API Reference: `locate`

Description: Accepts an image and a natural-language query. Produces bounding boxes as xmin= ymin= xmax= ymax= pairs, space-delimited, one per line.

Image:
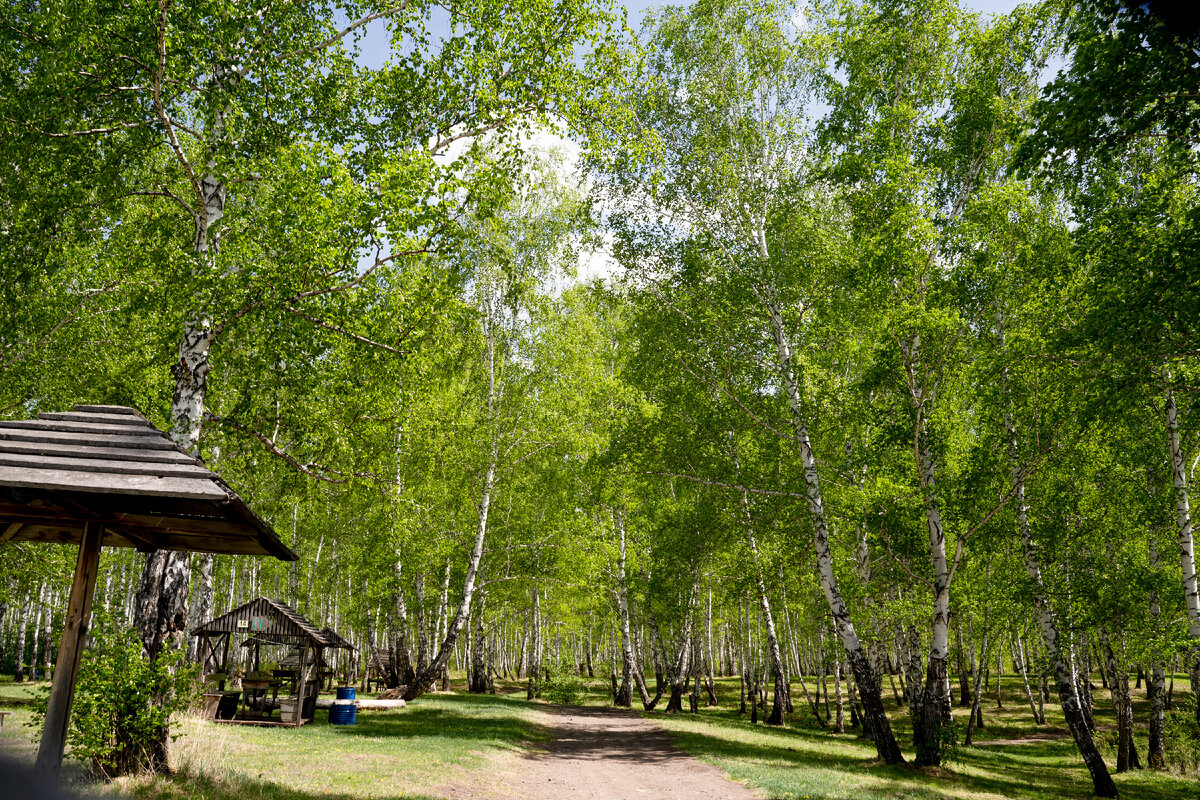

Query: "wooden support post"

xmin=297 ymin=643 xmax=311 ymax=726
xmin=35 ymin=520 xmax=103 ymax=782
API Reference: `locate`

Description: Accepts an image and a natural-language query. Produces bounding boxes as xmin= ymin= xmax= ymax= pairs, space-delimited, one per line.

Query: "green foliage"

xmin=541 ymin=657 xmax=586 ymax=706
xmin=1164 ymin=698 xmax=1200 ymax=776
xmin=31 ymin=614 xmax=198 ymax=777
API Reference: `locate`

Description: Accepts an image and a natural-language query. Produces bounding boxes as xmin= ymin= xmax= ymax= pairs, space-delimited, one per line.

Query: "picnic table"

xmin=239 ymin=677 xmax=282 ymax=719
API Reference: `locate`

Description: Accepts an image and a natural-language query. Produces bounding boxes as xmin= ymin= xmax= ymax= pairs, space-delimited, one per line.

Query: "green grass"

xmin=0 ymin=678 xmax=49 ymax=705
xmin=2 ymin=671 xmax=1199 ymax=800
xmin=104 ymin=691 xmax=546 ymax=800
xmin=649 ymin=675 xmax=1200 ymax=800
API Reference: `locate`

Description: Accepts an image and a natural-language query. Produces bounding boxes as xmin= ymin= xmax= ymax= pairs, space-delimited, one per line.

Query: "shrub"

xmin=541 ymin=657 xmax=585 ymax=706
xmin=32 ymin=613 xmax=197 ymax=777
xmin=1163 ymin=698 xmax=1200 ymax=776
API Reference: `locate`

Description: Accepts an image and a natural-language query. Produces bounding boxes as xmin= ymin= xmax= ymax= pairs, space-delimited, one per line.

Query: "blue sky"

xmin=349 ymin=1 xmax=1034 ymax=69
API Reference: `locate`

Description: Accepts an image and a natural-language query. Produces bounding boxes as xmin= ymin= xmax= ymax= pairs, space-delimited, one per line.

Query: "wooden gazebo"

xmin=0 ymin=404 xmax=297 ymax=779
xmin=192 ymin=596 xmax=349 ymax=726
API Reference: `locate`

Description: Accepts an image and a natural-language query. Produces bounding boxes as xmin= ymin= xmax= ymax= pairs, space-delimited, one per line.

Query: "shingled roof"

xmin=0 ymin=404 xmax=296 ymax=560
xmin=194 ymin=596 xmax=334 ymax=646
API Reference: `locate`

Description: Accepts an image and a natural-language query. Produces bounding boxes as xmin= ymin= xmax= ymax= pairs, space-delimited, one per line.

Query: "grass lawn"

xmin=0 ymin=671 xmax=1198 ymax=800
xmin=112 ymin=690 xmax=548 ymax=800
xmin=650 ymin=674 xmax=1200 ymax=800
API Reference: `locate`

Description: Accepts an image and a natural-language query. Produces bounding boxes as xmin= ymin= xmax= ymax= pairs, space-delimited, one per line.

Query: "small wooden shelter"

xmin=0 ymin=404 xmax=297 ymax=780
xmin=366 ymin=648 xmax=395 ymax=692
xmin=192 ymin=597 xmax=350 ymax=725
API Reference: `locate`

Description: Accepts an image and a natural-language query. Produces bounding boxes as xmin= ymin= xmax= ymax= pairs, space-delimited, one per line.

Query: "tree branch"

xmin=281 ymin=305 xmax=410 ymax=355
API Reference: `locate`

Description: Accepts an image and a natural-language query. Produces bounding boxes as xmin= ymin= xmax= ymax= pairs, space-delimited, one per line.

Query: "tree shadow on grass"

xmin=659 ymin=710 xmax=1200 ymax=800
xmin=652 ymin=711 xmax=1113 ymax=800
xmin=119 ymin=768 xmax=446 ymax=800
xmin=323 ymin=692 xmax=552 ymax=749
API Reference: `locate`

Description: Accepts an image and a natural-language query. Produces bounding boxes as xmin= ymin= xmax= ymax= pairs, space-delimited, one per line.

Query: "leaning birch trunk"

xmin=1015 ymin=633 xmax=1041 ymax=725
xmin=999 ymin=317 xmax=1118 ymax=798
xmin=614 ymin=507 xmax=648 ymax=708
xmin=402 ymin=448 xmax=496 ymax=701
xmin=962 ymin=628 xmax=989 ymax=746
xmin=405 ymin=296 xmax=503 ymax=701
xmin=389 ymin=559 xmax=416 ymax=688
xmin=1166 ymin=389 xmax=1200 ymax=724
xmin=763 ymin=298 xmax=903 ymax=763
xmin=732 ymin=460 xmax=787 ymax=726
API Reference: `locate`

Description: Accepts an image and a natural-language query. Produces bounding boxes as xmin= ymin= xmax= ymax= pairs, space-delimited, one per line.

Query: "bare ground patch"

xmin=437 ymin=704 xmax=760 ymax=800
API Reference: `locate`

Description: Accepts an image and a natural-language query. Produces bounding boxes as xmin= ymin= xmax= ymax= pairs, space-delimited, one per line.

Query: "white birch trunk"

xmin=762 ymin=299 xmax=903 ymax=762
xmin=998 ymin=314 xmax=1117 ymax=797
xmin=614 ymin=506 xmax=650 ymax=707
xmin=1166 ymin=389 xmax=1200 ymax=719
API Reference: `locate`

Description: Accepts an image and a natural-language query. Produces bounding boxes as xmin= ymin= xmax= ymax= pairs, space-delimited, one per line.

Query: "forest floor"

xmin=2 ymin=674 xmax=1200 ymax=799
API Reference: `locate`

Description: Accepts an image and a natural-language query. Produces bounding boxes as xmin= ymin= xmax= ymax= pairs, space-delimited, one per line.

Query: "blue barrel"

xmin=336 ymin=686 xmax=356 ymax=701
xmin=329 ymin=700 xmax=357 ymax=725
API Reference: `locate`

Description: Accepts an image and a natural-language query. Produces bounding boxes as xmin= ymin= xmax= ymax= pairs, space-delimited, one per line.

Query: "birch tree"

xmin=594 ymin=0 xmax=904 ymax=761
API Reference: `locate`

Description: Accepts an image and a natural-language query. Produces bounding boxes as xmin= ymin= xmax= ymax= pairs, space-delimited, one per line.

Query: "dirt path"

xmin=971 ymin=728 xmax=1071 ymax=747
xmin=436 ymin=705 xmax=759 ymax=800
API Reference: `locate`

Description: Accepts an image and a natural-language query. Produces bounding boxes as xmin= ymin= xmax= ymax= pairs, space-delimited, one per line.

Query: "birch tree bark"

xmin=1165 ymin=389 xmax=1200 ymax=724
xmin=998 ymin=316 xmax=1118 ymax=797
xmin=403 ymin=447 xmax=496 ymax=701
xmin=613 ymin=506 xmax=650 ymax=708
xmin=1148 ymin=532 xmax=1167 ymax=768
xmin=527 ymin=583 xmax=543 ymax=700
xmin=1100 ymin=632 xmax=1140 ymax=773
xmin=767 ymin=302 xmax=903 ymax=761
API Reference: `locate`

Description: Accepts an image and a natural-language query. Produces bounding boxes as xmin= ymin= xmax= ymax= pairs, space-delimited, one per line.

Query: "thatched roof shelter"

xmin=0 ymin=404 xmax=296 ymax=779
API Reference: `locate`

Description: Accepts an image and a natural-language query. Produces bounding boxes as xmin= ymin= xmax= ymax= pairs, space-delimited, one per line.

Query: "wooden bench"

xmin=0 ymin=710 xmax=11 ymax=727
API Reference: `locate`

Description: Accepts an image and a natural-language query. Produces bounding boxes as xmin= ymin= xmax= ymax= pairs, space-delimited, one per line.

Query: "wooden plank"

xmin=0 ymin=522 xmax=21 ymax=541
xmin=0 ymin=452 xmax=211 ymax=478
xmin=111 ymin=512 xmax=259 ymax=538
xmin=50 ymin=491 xmax=229 ymax=522
xmin=0 ymin=466 xmax=228 ymax=501
xmin=6 ymin=526 xmax=82 ymax=544
xmin=39 ymin=412 xmax=151 ymax=427
xmin=35 ymin=520 xmax=103 ymax=782
xmin=109 ymin=525 xmax=158 ymax=552
xmin=0 ymin=439 xmax=196 ymax=464
xmin=115 ymin=524 xmax=264 ymax=545
xmin=0 ymin=419 xmax=164 ymax=438
xmin=0 ymin=428 xmax=177 ymax=450
xmin=72 ymin=404 xmax=144 ymax=416
xmin=6 ymin=525 xmax=272 ymax=556
xmin=153 ymin=534 xmax=271 ymax=555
